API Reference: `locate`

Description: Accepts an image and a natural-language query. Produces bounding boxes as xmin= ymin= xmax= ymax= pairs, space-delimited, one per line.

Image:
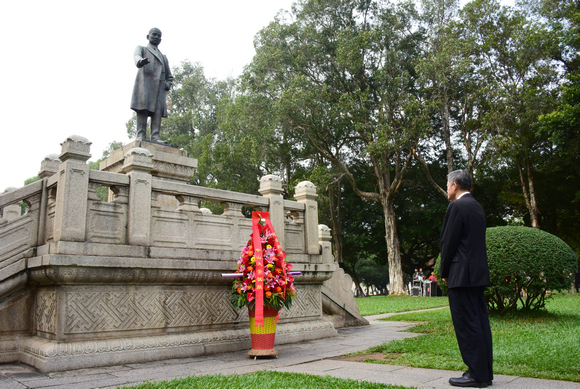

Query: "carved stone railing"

xmin=0 ymin=182 xmax=43 ymax=294
xmin=0 ymin=135 xmax=342 ymax=372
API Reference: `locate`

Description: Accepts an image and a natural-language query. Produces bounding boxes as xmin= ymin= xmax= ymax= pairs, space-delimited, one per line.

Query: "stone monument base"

xmin=99 ymin=140 xmax=198 ymax=182
xmin=20 ymin=320 xmax=336 ymax=372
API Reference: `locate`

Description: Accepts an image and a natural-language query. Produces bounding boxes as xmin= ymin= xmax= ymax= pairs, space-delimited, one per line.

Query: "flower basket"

xmin=248 ymin=305 xmax=280 ymax=357
xmin=227 ymin=212 xmax=297 ymax=359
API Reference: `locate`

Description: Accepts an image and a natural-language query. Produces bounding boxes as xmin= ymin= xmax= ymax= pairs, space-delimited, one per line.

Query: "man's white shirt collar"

xmin=456 ymin=192 xmax=469 ymax=200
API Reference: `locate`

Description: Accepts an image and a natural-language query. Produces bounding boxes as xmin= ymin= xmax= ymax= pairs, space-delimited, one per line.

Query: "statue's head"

xmin=147 ymin=28 xmax=162 ymax=46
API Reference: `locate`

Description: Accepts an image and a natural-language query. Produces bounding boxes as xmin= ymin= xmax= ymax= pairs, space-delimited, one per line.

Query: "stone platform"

xmin=0 ymin=136 xmax=365 ymax=372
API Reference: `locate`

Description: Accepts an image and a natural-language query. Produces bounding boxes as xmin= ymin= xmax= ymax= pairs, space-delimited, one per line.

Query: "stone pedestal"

xmin=0 ymin=136 xmax=358 ymax=373
xmin=99 ymin=141 xmax=198 ymax=183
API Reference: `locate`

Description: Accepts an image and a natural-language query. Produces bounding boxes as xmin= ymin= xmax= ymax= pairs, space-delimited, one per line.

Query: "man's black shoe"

xmin=449 ymin=372 xmax=490 ymax=387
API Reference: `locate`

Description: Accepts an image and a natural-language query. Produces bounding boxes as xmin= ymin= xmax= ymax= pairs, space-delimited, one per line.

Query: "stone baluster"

xmin=53 ymin=135 xmax=91 ymax=242
xmin=318 ymin=224 xmax=333 ymax=264
xmin=221 ymin=201 xmax=244 ymax=217
xmin=259 ymin=175 xmax=285 ymax=248
xmin=177 ymin=195 xmax=202 ymax=213
xmin=122 ymin=148 xmax=153 ymax=246
xmin=294 ymin=181 xmax=319 ymax=255
xmin=1 ymin=188 xmax=21 ymax=221
xmin=38 ymin=154 xmax=61 ymax=244
xmin=1 ymin=188 xmax=21 ymax=222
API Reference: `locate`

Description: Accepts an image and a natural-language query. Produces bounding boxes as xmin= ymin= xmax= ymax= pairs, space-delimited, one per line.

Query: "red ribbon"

xmin=251 ymin=212 xmax=266 ymax=326
xmin=262 ymin=217 xmax=287 ymax=324
xmin=251 ymin=212 xmax=289 ymax=326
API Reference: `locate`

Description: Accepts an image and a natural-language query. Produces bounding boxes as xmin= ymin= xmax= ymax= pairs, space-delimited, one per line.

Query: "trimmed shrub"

xmin=435 ymin=226 xmax=577 ymax=314
xmin=433 ymin=254 xmax=447 ymax=295
xmin=486 ymin=226 xmax=577 ymax=313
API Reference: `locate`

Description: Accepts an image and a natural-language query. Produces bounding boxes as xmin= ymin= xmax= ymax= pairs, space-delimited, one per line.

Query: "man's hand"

xmin=137 ymin=57 xmax=150 ymax=68
xmin=442 ymin=278 xmax=448 ymax=284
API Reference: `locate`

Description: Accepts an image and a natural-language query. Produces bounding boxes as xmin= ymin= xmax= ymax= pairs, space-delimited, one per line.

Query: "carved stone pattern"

xmin=36 ymin=291 xmax=56 ymax=334
xmin=65 ymin=289 xmax=237 ymax=333
xmin=280 ymin=286 xmax=321 ymax=319
xmin=152 ymin=161 xmax=196 ymax=180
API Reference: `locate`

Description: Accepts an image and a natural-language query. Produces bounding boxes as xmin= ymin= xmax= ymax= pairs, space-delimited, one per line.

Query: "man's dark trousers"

xmin=448 ymin=286 xmax=493 ymax=384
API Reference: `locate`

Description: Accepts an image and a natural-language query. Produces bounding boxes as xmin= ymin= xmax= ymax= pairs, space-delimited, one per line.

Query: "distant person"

xmin=440 ymin=170 xmax=493 ymax=387
xmin=131 ymin=27 xmax=173 ymax=144
xmin=413 ymin=268 xmax=422 ymax=280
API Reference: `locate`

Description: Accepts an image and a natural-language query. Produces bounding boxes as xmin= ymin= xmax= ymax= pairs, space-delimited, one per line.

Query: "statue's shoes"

xmin=151 ymin=138 xmax=169 ymax=145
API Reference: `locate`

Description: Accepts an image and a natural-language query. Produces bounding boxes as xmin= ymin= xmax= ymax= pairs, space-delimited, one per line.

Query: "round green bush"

xmin=486 ymin=226 xmax=577 ymax=313
xmin=434 ymin=226 xmax=577 ymax=313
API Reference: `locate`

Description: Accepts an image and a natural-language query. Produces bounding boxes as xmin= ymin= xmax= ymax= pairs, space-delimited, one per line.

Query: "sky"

xmin=0 ymin=0 xmax=295 ymax=191
xmin=1 ymin=0 xmax=514 ymax=192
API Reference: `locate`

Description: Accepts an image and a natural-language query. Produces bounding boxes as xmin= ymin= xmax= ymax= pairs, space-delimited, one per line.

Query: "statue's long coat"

xmin=131 ymin=44 xmax=173 ymax=117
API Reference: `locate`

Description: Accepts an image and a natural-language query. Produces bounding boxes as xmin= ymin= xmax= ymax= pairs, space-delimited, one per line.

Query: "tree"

xmin=416 ymin=0 xmax=462 ymax=179
xmin=413 ymin=0 xmax=495 ymax=199
xmin=245 ymin=0 xmax=428 ymax=294
xmin=460 ymin=0 xmax=560 ymax=228
xmin=531 ymin=0 xmax=580 ymax=255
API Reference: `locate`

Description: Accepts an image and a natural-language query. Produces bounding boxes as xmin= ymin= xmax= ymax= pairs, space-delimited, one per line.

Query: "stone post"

xmin=294 ymin=181 xmax=319 ymax=255
xmin=318 ymin=224 xmax=333 ymax=264
xmin=38 ymin=154 xmax=61 ymax=179
xmin=1 ymin=188 xmax=21 ymax=221
xmin=122 ymin=148 xmax=153 ymax=246
xmin=53 ymin=136 xmax=91 ymax=242
xmin=259 ymin=175 xmax=285 ymax=248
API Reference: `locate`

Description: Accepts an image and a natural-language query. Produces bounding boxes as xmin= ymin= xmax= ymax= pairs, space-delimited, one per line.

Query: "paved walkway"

xmin=0 ymin=309 xmax=578 ymax=389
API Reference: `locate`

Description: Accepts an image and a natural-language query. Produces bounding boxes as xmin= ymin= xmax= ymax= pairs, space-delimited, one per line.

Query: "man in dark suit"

xmin=440 ymin=170 xmax=493 ymax=388
xmin=131 ymin=28 xmax=173 ymax=143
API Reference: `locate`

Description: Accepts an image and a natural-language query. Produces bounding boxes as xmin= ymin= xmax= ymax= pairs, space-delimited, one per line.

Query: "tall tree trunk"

xmin=329 ymin=179 xmax=344 ymax=263
xmin=526 ymin=156 xmax=540 ymax=228
xmin=518 ymin=157 xmax=541 ymax=228
xmin=383 ymin=199 xmax=405 ymax=294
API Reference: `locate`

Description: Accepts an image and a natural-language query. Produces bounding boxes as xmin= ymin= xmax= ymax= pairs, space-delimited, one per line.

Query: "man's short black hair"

xmin=447 ymin=170 xmax=471 ymax=191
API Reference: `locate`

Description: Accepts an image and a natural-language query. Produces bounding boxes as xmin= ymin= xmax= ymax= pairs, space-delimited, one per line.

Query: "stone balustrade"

xmin=0 ymin=135 xmax=339 ymax=372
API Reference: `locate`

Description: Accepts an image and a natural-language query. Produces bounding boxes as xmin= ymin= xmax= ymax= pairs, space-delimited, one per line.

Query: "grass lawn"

xmin=120 ymin=371 xmax=415 ymax=389
xmin=355 ymin=294 xmax=449 ymax=316
xmin=350 ymin=293 xmax=580 ymax=382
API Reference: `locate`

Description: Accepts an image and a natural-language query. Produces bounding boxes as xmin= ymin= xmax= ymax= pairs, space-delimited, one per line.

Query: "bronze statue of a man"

xmin=131 ymin=28 xmax=173 ymax=143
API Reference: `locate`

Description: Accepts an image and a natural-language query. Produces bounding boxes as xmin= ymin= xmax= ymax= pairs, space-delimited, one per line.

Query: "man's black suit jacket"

xmin=440 ymin=193 xmax=490 ymax=288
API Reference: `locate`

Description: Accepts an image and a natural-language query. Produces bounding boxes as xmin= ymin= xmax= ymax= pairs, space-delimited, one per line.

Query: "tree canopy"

xmin=122 ymin=0 xmax=580 ymax=293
